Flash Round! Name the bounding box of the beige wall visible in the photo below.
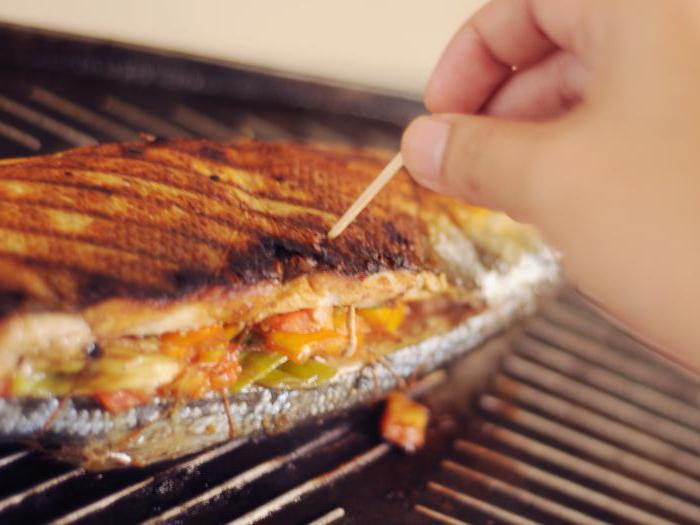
[0,0,487,97]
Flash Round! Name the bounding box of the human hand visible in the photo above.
[401,0,700,365]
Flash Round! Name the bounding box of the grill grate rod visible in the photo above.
[171,105,238,140]
[52,437,247,525]
[516,336,700,429]
[503,355,700,455]
[227,443,391,525]
[0,450,29,469]
[29,86,136,141]
[414,504,471,525]
[526,316,700,404]
[306,507,346,525]
[478,425,700,523]
[0,468,82,514]
[492,375,700,479]
[449,442,671,525]
[0,121,41,150]
[428,481,541,525]
[0,93,96,146]
[101,96,192,138]
[143,425,350,525]
[480,395,700,502]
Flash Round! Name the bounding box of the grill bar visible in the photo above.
[29,86,136,141]
[480,424,700,522]
[0,468,82,514]
[427,481,540,525]
[0,450,28,469]
[101,96,192,138]
[516,336,700,429]
[502,356,700,456]
[0,121,40,150]
[171,105,238,140]
[479,395,700,502]
[52,438,247,525]
[526,316,700,404]
[492,375,700,478]
[415,504,472,525]
[0,93,96,146]
[144,426,349,524]
[226,443,391,525]
[305,507,346,525]
[452,440,670,525]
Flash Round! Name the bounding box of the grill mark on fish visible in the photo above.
[0,171,345,238]
[0,215,222,268]
[0,176,335,251]
[0,252,161,303]
[0,193,340,277]
[0,177,330,238]
[71,140,418,208]
[8,157,351,219]
[0,166,339,225]
[0,195,236,252]
[0,230,182,287]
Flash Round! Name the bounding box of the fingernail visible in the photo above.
[402,116,449,184]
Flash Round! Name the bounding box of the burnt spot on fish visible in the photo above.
[77,273,165,306]
[209,175,221,182]
[120,145,145,158]
[0,292,24,319]
[86,342,103,359]
[383,222,411,248]
[197,145,229,164]
[168,267,227,294]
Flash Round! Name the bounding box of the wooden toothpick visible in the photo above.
[327,152,404,239]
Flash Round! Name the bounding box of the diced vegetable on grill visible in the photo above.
[380,392,429,453]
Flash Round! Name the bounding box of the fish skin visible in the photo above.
[0,253,558,469]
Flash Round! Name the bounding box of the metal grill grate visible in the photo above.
[0,24,699,525]
[416,296,700,525]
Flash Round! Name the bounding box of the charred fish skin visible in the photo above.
[0,253,558,469]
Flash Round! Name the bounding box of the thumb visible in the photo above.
[401,114,552,220]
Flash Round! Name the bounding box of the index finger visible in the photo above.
[425,0,603,114]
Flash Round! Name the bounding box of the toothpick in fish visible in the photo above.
[327,152,404,239]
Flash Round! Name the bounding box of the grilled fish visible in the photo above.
[0,139,558,468]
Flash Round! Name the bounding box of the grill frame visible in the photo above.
[0,22,699,525]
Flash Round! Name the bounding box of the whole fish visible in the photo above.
[0,139,558,468]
